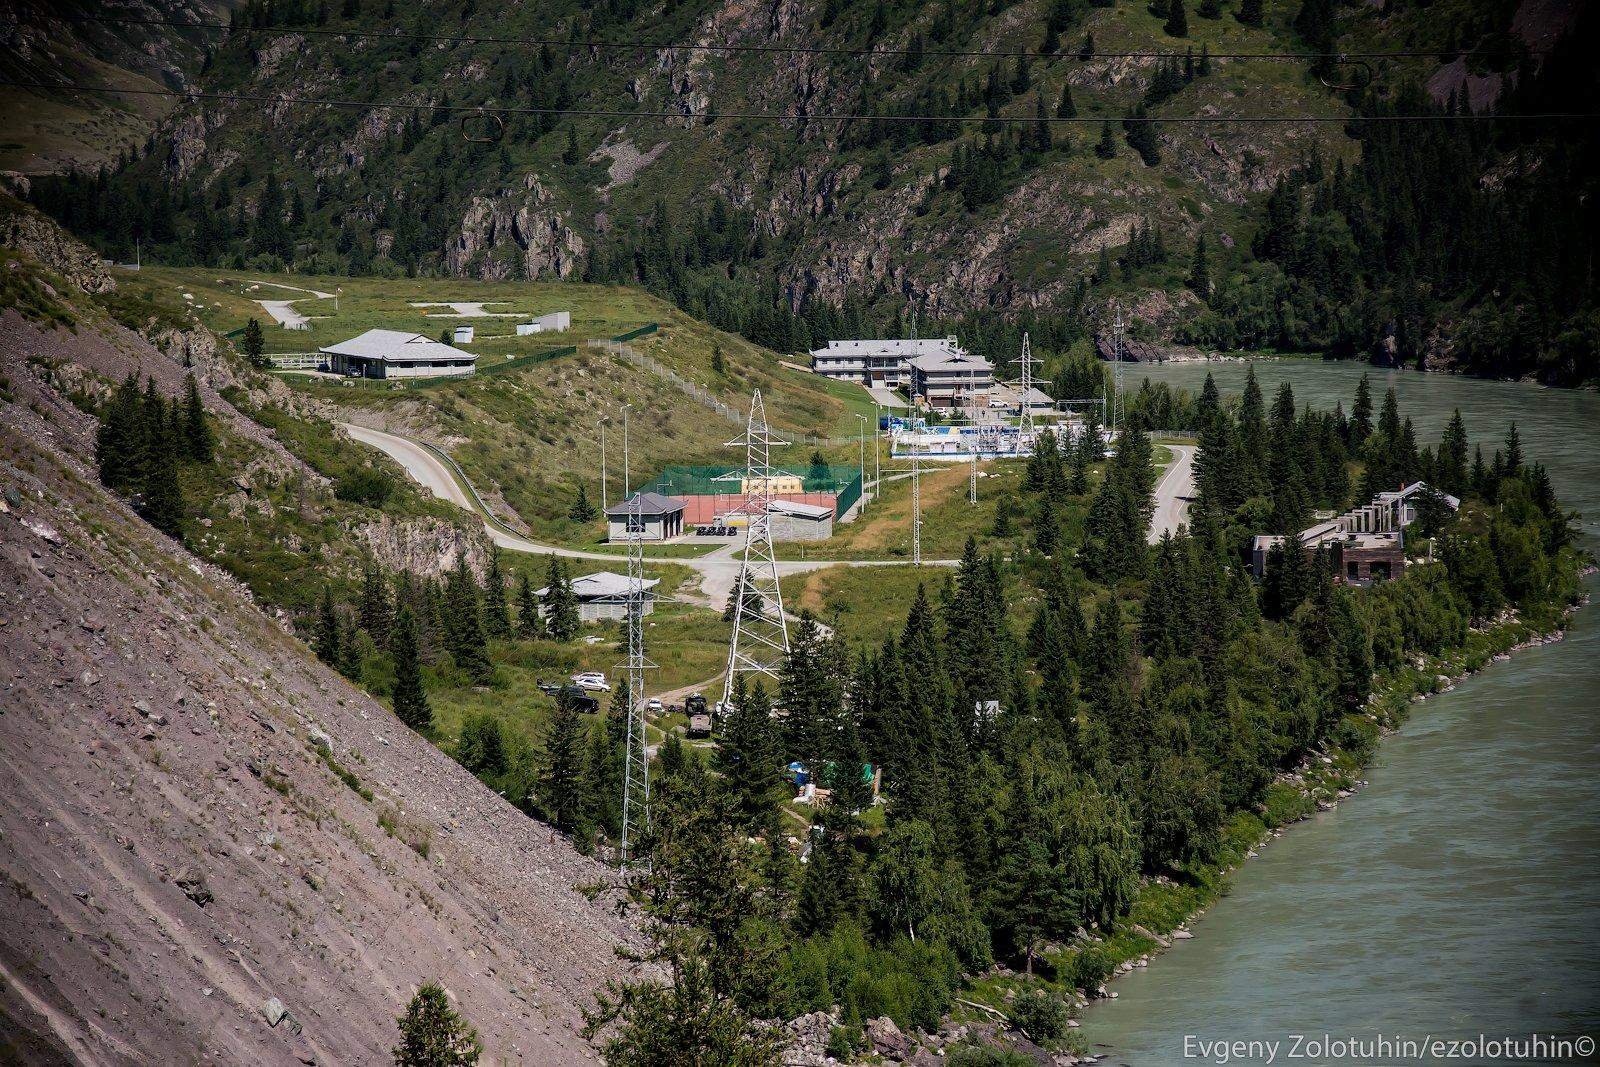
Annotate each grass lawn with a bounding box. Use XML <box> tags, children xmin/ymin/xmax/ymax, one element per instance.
<box><xmin>119</xmin><ymin>268</ymin><xmax>865</xmax><ymax>547</ymax></box>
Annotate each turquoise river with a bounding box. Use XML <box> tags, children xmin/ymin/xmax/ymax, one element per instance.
<box><xmin>1081</xmin><ymin>361</ymin><xmax>1600</xmax><ymax>1066</ymax></box>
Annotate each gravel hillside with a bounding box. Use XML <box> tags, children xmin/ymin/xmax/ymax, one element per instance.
<box><xmin>0</xmin><ymin>312</ymin><xmax>642</xmax><ymax>1063</ymax></box>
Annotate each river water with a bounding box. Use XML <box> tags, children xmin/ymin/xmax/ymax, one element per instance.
<box><xmin>1082</xmin><ymin>360</ymin><xmax>1600</xmax><ymax>1065</ymax></box>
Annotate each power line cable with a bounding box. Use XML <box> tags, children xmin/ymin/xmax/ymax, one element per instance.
<box><xmin>41</xmin><ymin>11</ymin><xmax>1548</xmax><ymax>63</ymax></box>
<box><xmin>6</xmin><ymin>79</ymin><xmax>1590</xmax><ymax>124</ymax></box>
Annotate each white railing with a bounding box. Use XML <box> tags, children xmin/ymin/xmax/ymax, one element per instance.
<box><xmin>268</xmin><ymin>353</ymin><xmax>322</xmax><ymax>369</ymax></box>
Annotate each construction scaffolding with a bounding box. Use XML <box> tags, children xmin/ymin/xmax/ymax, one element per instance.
<box><xmin>720</xmin><ymin>391</ymin><xmax>792</xmax><ymax>709</ymax></box>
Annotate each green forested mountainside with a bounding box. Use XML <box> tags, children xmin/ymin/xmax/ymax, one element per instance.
<box><xmin>0</xmin><ymin>0</ymin><xmax>227</xmax><ymax>174</ymax></box>
<box><xmin>17</xmin><ymin>0</ymin><xmax>1596</xmax><ymax>383</ymax></box>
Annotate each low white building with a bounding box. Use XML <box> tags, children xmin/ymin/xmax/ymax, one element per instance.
<box><xmin>537</xmin><ymin>571</ymin><xmax>660</xmax><ymax>622</ymax></box>
<box><xmin>768</xmin><ymin>499</ymin><xmax>834</xmax><ymax>541</ymax></box>
<box><xmin>516</xmin><ymin>311</ymin><xmax>571</xmax><ymax>335</ymax></box>
<box><xmin>321</xmin><ymin>329</ymin><xmax>477</xmax><ymax>380</ymax></box>
<box><xmin>606</xmin><ymin>491</ymin><xmax>687</xmax><ymax>542</ymax></box>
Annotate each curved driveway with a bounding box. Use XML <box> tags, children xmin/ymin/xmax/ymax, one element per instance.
<box><xmin>1148</xmin><ymin>443</ymin><xmax>1196</xmax><ymax>543</ymax></box>
<box><xmin>340</xmin><ymin>422</ymin><xmax>955</xmax><ymax>606</ymax></box>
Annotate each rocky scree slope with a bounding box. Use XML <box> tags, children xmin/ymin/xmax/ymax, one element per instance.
<box><xmin>0</xmin><ymin>327</ymin><xmax>641</xmax><ymax>1063</ymax></box>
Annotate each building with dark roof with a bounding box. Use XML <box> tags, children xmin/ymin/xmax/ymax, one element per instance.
<box><xmin>605</xmin><ymin>491</ymin><xmax>687</xmax><ymax>542</ymax></box>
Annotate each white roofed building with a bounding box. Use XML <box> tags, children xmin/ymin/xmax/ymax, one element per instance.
<box><xmin>321</xmin><ymin>329</ymin><xmax>477</xmax><ymax>380</ymax></box>
<box><xmin>809</xmin><ymin>337</ymin><xmax>968</xmax><ymax>390</ymax></box>
<box><xmin>535</xmin><ymin>571</ymin><xmax>661</xmax><ymax>622</ymax></box>
<box><xmin>907</xmin><ymin>348</ymin><xmax>995</xmax><ymax>408</ymax></box>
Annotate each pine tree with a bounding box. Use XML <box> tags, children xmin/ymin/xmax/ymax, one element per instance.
<box><xmin>358</xmin><ymin>561</ymin><xmax>394</xmax><ymax>645</ymax></box>
<box><xmin>1237</xmin><ymin>0</ymin><xmax>1263</xmax><ymax>24</ymax></box>
<box><xmin>543</xmin><ymin>558</ymin><xmax>581</xmax><ymax>641</ymax></box>
<box><xmin>543</xmin><ymin>688</ymin><xmax>589</xmax><ymax>835</ymax></box>
<box><xmin>563</xmin><ymin>125</ymin><xmax>582</xmax><ymax>166</ymax></box>
<box><xmin>1055</xmin><ymin>82</ymin><xmax>1076</xmax><ymax>119</ymax></box>
<box><xmin>314</xmin><ymin>585</ymin><xmax>341</xmax><ymax>666</ymax></box>
<box><xmin>1188</xmin><ymin>234</ymin><xmax>1212</xmax><ymax>299</ymax></box>
<box><xmin>444</xmin><ymin>561</ymin><xmax>492</xmax><ymax>683</ymax></box>
<box><xmin>181</xmin><ymin>373</ymin><xmax>214</xmax><ymax>462</ymax></box>
<box><xmin>1078</xmin><ymin>32</ymin><xmax>1096</xmax><ymax>59</ymax></box>
<box><xmin>482</xmin><ymin>550</ymin><xmax>512</xmax><ymax>640</ymax></box>
<box><xmin>240</xmin><ymin>317</ymin><xmax>268</xmax><ymax>369</ymax></box>
<box><xmin>1124</xmin><ymin>107</ymin><xmax>1162</xmax><ymax>166</ymax></box>
<box><xmin>719</xmin><ymin>677</ymin><xmax>781</xmax><ymax>831</ymax></box>
<box><xmin>393</xmin><ymin>981</ymin><xmax>481</xmax><ymax>1066</ymax></box>
<box><xmin>569</xmin><ymin>483</ymin><xmax>598</xmax><ymax>523</ymax></box>
<box><xmin>1164</xmin><ymin>0</ymin><xmax>1189</xmax><ymax>36</ymax></box>
<box><xmin>96</xmin><ymin>374</ymin><xmax>143</xmax><ymax>492</ymax></box>
<box><xmin>136</xmin><ymin>381</ymin><xmax>185</xmax><ymax>537</ymax></box>
<box><xmin>1198</xmin><ymin>0</ymin><xmax>1221</xmax><ymax>16</ymax></box>
<box><xmin>1095</xmin><ymin>121</ymin><xmax>1117</xmax><ymax>160</ymax></box>
<box><xmin>515</xmin><ymin>572</ymin><xmax>545</xmax><ymax>639</ymax></box>
<box><xmin>391</xmin><ymin>606</ymin><xmax>432</xmax><ymax>732</ymax></box>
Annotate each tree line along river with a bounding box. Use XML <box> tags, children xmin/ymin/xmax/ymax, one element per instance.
<box><xmin>1082</xmin><ymin>360</ymin><xmax>1600</xmax><ymax>1066</ymax></box>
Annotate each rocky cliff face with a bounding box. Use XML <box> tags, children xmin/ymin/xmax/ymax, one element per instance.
<box><xmin>0</xmin><ymin>196</ymin><xmax>115</xmax><ymax>294</ymax></box>
<box><xmin>448</xmin><ymin>174</ymin><xmax>587</xmax><ymax>281</ymax></box>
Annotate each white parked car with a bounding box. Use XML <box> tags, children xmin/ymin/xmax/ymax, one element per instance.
<box><xmin>645</xmin><ymin>698</ymin><xmax>664</xmax><ymax>713</ymax></box>
<box><xmin>571</xmin><ymin>672</ymin><xmax>611</xmax><ymax>692</ymax></box>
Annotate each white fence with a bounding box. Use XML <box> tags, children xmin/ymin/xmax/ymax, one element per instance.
<box><xmin>268</xmin><ymin>353</ymin><xmax>322</xmax><ymax>370</ymax></box>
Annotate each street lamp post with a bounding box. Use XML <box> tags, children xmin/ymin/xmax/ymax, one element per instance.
<box><xmin>597</xmin><ymin>416</ymin><xmax>610</xmax><ymax>511</ymax></box>
<box><xmin>621</xmin><ymin>403</ymin><xmax>633</xmax><ymax>500</ymax></box>
<box><xmin>854</xmin><ymin>414</ymin><xmax>868</xmax><ymax>513</ymax></box>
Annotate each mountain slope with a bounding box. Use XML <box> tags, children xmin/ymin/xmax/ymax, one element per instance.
<box><xmin>0</xmin><ymin>300</ymin><xmax>641</xmax><ymax>1065</ymax></box>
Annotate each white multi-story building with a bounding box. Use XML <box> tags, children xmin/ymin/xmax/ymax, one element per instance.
<box><xmin>808</xmin><ymin>337</ymin><xmax>993</xmax><ymax>408</ymax></box>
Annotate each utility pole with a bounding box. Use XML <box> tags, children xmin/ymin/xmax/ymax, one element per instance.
<box><xmin>969</xmin><ymin>453</ymin><xmax>978</xmax><ymax>506</ymax></box>
<box><xmin>911</xmin><ymin>429</ymin><xmax>922</xmax><ymax>566</ymax></box>
<box><xmin>619</xmin><ymin>490</ymin><xmax>655</xmax><ymax>867</ymax></box>
<box><xmin>720</xmin><ymin>390</ymin><xmax>792</xmax><ymax>709</ymax></box>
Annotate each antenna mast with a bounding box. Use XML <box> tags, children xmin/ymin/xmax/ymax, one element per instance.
<box><xmin>720</xmin><ymin>390</ymin><xmax>792</xmax><ymax>709</ymax></box>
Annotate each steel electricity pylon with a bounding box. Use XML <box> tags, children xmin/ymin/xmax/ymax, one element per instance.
<box><xmin>720</xmin><ymin>390</ymin><xmax>792</xmax><ymax>709</ymax></box>
<box><xmin>618</xmin><ymin>492</ymin><xmax>656</xmax><ymax>866</ymax></box>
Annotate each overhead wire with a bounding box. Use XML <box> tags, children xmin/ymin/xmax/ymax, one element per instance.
<box><xmin>43</xmin><ymin>11</ymin><xmax>1547</xmax><ymax>63</ymax></box>
<box><xmin>5</xmin><ymin>79</ymin><xmax>1591</xmax><ymax>125</ymax></box>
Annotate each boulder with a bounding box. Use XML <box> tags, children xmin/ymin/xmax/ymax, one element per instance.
<box><xmin>867</xmin><ymin>1015</ymin><xmax>910</xmax><ymax>1058</ymax></box>
<box><xmin>174</xmin><ymin>867</ymin><xmax>213</xmax><ymax>907</ymax></box>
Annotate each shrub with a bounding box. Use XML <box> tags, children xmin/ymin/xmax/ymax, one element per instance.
<box><xmin>1060</xmin><ymin>944</ymin><xmax>1115</xmax><ymax>991</ymax></box>
<box><xmin>1010</xmin><ymin>987</ymin><xmax>1071</xmax><ymax>1041</ymax></box>
<box><xmin>335</xmin><ymin>468</ymin><xmax>396</xmax><ymax>507</ymax></box>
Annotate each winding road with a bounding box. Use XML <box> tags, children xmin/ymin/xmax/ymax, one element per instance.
<box><xmin>339</xmin><ymin>423</ymin><xmax>959</xmax><ymax>607</ymax></box>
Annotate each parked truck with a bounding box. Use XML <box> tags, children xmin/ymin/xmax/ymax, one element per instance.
<box><xmin>685</xmin><ymin>694</ymin><xmax>712</xmax><ymax>738</ymax></box>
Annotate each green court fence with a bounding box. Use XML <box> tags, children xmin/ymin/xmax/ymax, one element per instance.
<box><xmin>639</xmin><ymin>465</ymin><xmax>864</xmax><ymax>520</ymax></box>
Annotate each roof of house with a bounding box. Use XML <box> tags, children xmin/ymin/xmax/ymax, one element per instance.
<box><xmin>319</xmin><ymin>329</ymin><xmax>476</xmax><ymax>363</ymax></box>
<box><xmin>605</xmin><ymin>491</ymin><xmax>686</xmax><ymax>518</ymax></box>
<box><xmin>768</xmin><ymin>499</ymin><xmax>834</xmax><ymax>520</ymax></box>
<box><xmin>811</xmin><ymin>337</ymin><xmax>963</xmax><ymax>359</ymax></box>
<box><xmin>1376</xmin><ymin>481</ymin><xmax>1462</xmax><ymax>510</ymax></box>
<box><xmin>535</xmin><ymin>571</ymin><xmax>661</xmax><ymax>599</ymax></box>
<box><xmin>908</xmin><ymin>351</ymin><xmax>993</xmax><ymax>374</ymax></box>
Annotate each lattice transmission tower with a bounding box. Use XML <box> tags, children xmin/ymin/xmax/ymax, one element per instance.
<box><xmin>618</xmin><ymin>492</ymin><xmax>656</xmax><ymax>865</ymax></box>
<box><xmin>1015</xmin><ymin>331</ymin><xmax>1049</xmax><ymax>441</ymax></box>
<box><xmin>1110</xmin><ymin>305</ymin><xmax>1126</xmax><ymax>432</ymax></box>
<box><xmin>720</xmin><ymin>390</ymin><xmax>792</xmax><ymax>709</ymax></box>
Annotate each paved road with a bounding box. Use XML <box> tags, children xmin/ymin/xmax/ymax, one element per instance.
<box><xmin>1148</xmin><ymin>443</ymin><xmax>1196</xmax><ymax>543</ymax></box>
<box><xmin>340</xmin><ymin>422</ymin><xmax>951</xmax><ymax>607</ymax></box>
